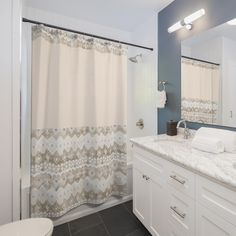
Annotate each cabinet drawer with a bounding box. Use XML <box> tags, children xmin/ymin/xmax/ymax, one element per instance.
<box><xmin>167</xmin><ymin>220</ymin><xmax>189</xmax><ymax>236</ymax></box>
<box><xmin>133</xmin><ymin>146</ymin><xmax>167</xmax><ymax>166</ymax></box>
<box><xmin>196</xmin><ymin>175</ymin><xmax>236</xmax><ymax>227</ymax></box>
<box><xmin>167</xmin><ymin>187</ymin><xmax>195</xmax><ymax>236</ymax></box>
<box><xmin>167</xmin><ymin>161</ymin><xmax>195</xmax><ymax>199</ymax></box>
<box><xmin>133</xmin><ymin>152</ymin><xmax>165</xmax><ymax>181</ymax></box>
<box><xmin>196</xmin><ymin>203</ymin><xmax>236</xmax><ymax>236</ymax></box>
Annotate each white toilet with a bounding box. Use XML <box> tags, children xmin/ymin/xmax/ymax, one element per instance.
<box><xmin>0</xmin><ymin>218</ymin><xmax>53</xmax><ymax>236</ymax></box>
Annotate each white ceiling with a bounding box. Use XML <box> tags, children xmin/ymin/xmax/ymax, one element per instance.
<box><xmin>23</xmin><ymin>0</ymin><xmax>174</xmax><ymax>31</ymax></box>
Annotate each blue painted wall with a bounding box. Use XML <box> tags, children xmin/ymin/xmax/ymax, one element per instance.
<box><xmin>158</xmin><ymin>0</ymin><xmax>236</xmax><ymax>134</ymax></box>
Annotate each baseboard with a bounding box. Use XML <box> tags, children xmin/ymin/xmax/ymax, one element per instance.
<box><xmin>53</xmin><ymin>194</ymin><xmax>133</xmax><ymax>226</ymax></box>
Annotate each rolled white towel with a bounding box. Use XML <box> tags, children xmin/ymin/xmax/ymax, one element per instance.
<box><xmin>157</xmin><ymin>90</ymin><xmax>167</xmax><ymax>108</ymax></box>
<box><xmin>191</xmin><ymin>135</ymin><xmax>224</xmax><ymax>154</ymax></box>
<box><xmin>196</xmin><ymin>127</ymin><xmax>236</xmax><ymax>153</ymax></box>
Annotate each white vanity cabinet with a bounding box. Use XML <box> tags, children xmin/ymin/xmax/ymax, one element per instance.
<box><xmin>196</xmin><ymin>176</ymin><xmax>236</xmax><ymax>236</ymax></box>
<box><xmin>132</xmin><ymin>145</ymin><xmax>236</xmax><ymax>236</ymax></box>
<box><xmin>196</xmin><ymin>204</ymin><xmax>236</xmax><ymax>236</ymax></box>
<box><xmin>133</xmin><ymin>148</ymin><xmax>167</xmax><ymax>236</ymax></box>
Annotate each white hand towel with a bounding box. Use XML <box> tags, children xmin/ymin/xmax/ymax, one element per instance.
<box><xmin>195</xmin><ymin>127</ymin><xmax>236</xmax><ymax>152</ymax></box>
<box><xmin>191</xmin><ymin>135</ymin><xmax>224</xmax><ymax>154</ymax></box>
<box><xmin>157</xmin><ymin>90</ymin><xmax>167</xmax><ymax>108</ymax></box>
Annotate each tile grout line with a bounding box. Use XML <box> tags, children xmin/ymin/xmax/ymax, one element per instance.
<box><xmin>67</xmin><ymin>222</ymin><xmax>72</xmax><ymax>236</ymax></box>
<box><xmin>122</xmin><ymin>202</ymin><xmax>135</xmax><ymax>218</ymax></box>
<box><xmin>98</xmin><ymin>212</ymin><xmax>111</xmax><ymax>236</ymax></box>
<box><xmin>63</xmin><ymin>202</ymin><xmax>135</xmax><ymax>236</ymax></box>
<box><xmin>122</xmin><ymin>202</ymin><xmax>130</xmax><ymax>212</ymax></box>
<box><xmin>122</xmin><ymin>202</ymin><xmax>149</xmax><ymax>235</ymax></box>
<box><xmin>125</xmin><ymin>228</ymin><xmax>141</xmax><ymax>236</ymax></box>
<box><xmin>67</xmin><ymin>213</ymin><xmax>102</xmax><ymax>235</ymax></box>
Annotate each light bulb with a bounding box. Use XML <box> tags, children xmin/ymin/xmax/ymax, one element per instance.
<box><xmin>184</xmin><ymin>9</ymin><xmax>205</xmax><ymax>25</ymax></box>
<box><xmin>167</xmin><ymin>8</ymin><xmax>205</xmax><ymax>33</ymax></box>
<box><xmin>227</xmin><ymin>18</ymin><xmax>236</xmax><ymax>25</ymax></box>
<box><xmin>168</xmin><ymin>21</ymin><xmax>183</xmax><ymax>33</ymax></box>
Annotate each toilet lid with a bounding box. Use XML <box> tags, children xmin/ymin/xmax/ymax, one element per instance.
<box><xmin>0</xmin><ymin>218</ymin><xmax>53</xmax><ymax>236</ymax></box>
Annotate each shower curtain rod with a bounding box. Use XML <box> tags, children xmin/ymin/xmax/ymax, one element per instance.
<box><xmin>182</xmin><ymin>56</ymin><xmax>220</xmax><ymax>66</ymax></box>
<box><xmin>22</xmin><ymin>18</ymin><xmax>154</xmax><ymax>51</ymax></box>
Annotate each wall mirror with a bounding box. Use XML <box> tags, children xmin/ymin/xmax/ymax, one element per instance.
<box><xmin>181</xmin><ymin>18</ymin><xmax>236</xmax><ymax>127</ymax></box>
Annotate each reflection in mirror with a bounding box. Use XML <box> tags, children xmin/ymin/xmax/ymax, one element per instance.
<box><xmin>181</xmin><ymin>19</ymin><xmax>236</xmax><ymax>127</ymax></box>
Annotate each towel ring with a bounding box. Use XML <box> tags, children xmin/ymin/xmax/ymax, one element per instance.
<box><xmin>159</xmin><ymin>81</ymin><xmax>166</xmax><ymax>91</ymax></box>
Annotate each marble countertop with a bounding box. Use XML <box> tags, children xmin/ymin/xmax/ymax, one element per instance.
<box><xmin>130</xmin><ymin>134</ymin><xmax>236</xmax><ymax>190</ymax></box>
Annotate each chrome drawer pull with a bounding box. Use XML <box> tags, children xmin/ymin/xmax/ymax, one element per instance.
<box><xmin>170</xmin><ymin>175</ymin><xmax>186</xmax><ymax>185</ymax></box>
<box><xmin>170</xmin><ymin>206</ymin><xmax>186</xmax><ymax>219</ymax></box>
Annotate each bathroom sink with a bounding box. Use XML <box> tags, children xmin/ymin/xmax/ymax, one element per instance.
<box><xmin>153</xmin><ymin>138</ymin><xmax>185</xmax><ymax>144</ymax></box>
<box><xmin>151</xmin><ymin>137</ymin><xmax>191</xmax><ymax>150</ymax></box>
<box><xmin>233</xmin><ymin>162</ymin><xmax>236</xmax><ymax>170</ymax></box>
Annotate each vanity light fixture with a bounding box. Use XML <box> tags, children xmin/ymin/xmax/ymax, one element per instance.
<box><xmin>168</xmin><ymin>21</ymin><xmax>183</xmax><ymax>34</ymax></box>
<box><xmin>168</xmin><ymin>9</ymin><xmax>205</xmax><ymax>33</ymax></box>
<box><xmin>227</xmin><ymin>18</ymin><xmax>236</xmax><ymax>25</ymax></box>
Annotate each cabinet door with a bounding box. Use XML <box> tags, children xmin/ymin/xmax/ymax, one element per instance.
<box><xmin>167</xmin><ymin>220</ymin><xmax>188</xmax><ymax>236</ymax></box>
<box><xmin>149</xmin><ymin>175</ymin><xmax>166</xmax><ymax>236</ymax></box>
<box><xmin>133</xmin><ymin>168</ymin><xmax>149</xmax><ymax>225</ymax></box>
<box><xmin>196</xmin><ymin>204</ymin><xmax>236</xmax><ymax>236</ymax></box>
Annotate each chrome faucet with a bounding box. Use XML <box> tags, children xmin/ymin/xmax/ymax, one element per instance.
<box><xmin>176</xmin><ymin>120</ymin><xmax>190</xmax><ymax>139</ymax></box>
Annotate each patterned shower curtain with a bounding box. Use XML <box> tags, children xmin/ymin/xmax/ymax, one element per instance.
<box><xmin>181</xmin><ymin>57</ymin><xmax>220</xmax><ymax>124</ymax></box>
<box><xmin>31</xmin><ymin>25</ymin><xmax>127</xmax><ymax>218</ymax></box>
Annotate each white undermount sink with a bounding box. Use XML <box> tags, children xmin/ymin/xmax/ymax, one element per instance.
<box><xmin>233</xmin><ymin>162</ymin><xmax>236</xmax><ymax>169</ymax></box>
<box><xmin>153</xmin><ymin>138</ymin><xmax>185</xmax><ymax>144</ymax></box>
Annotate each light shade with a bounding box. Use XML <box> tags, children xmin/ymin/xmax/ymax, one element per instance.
<box><xmin>227</xmin><ymin>18</ymin><xmax>236</xmax><ymax>25</ymax></box>
<box><xmin>184</xmin><ymin>9</ymin><xmax>205</xmax><ymax>25</ymax></box>
<box><xmin>168</xmin><ymin>21</ymin><xmax>183</xmax><ymax>33</ymax></box>
<box><xmin>167</xmin><ymin>8</ymin><xmax>205</xmax><ymax>33</ymax></box>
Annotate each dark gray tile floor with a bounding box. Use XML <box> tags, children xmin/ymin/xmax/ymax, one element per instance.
<box><xmin>53</xmin><ymin>201</ymin><xmax>151</xmax><ymax>236</ymax></box>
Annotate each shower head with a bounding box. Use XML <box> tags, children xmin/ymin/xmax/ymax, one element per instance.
<box><xmin>129</xmin><ymin>54</ymin><xmax>142</xmax><ymax>63</ymax></box>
